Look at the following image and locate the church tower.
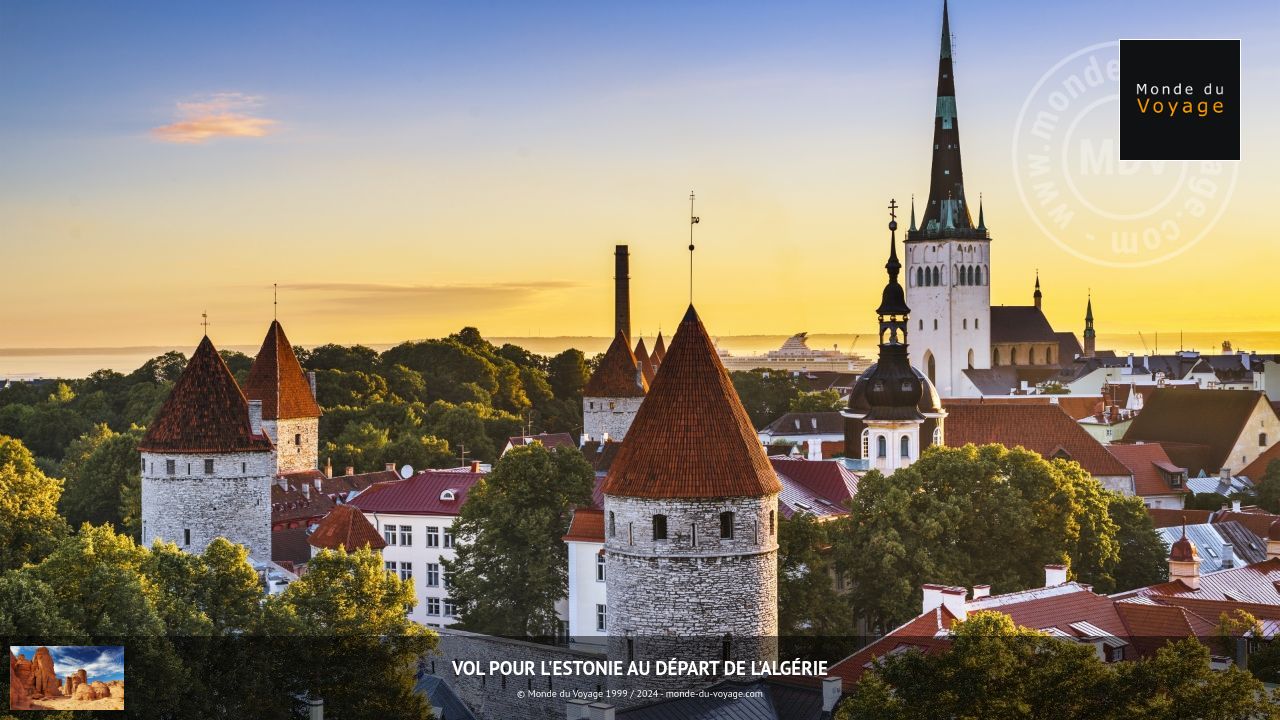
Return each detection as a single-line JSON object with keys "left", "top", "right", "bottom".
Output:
{"left": 242, "top": 320, "right": 322, "bottom": 475}
{"left": 844, "top": 204, "right": 945, "bottom": 473}
{"left": 139, "top": 336, "right": 274, "bottom": 558}
{"left": 905, "top": 0, "right": 992, "bottom": 397}
{"left": 603, "top": 306, "right": 779, "bottom": 691}
{"left": 1084, "top": 295, "right": 1096, "bottom": 358}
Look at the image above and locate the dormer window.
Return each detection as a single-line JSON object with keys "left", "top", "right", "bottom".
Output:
{"left": 440, "top": 489, "right": 457, "bottom": 501}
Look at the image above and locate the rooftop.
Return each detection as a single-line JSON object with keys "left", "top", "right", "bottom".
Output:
{"left": 346, "top": 469, "right": 484, "bottom": 516}
{"left": 241, "top": 320, "right": 322, "bottom": 421}
{"left": 943, "top": 402, "right": 1132, "bottom": 477}
{"left": 307, "top": 504, "right": 387, "bottom": 551}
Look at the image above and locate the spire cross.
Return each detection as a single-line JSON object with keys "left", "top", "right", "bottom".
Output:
{"left": 201, "top": 311, "right": 210, "bottom": 336}
{"left": 888, "top": 198, "right": 898, "bottom": 222}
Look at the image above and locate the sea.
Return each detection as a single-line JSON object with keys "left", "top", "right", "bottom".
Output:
{"left": 3, "top": 331, "right": 1280, "bottom": 381}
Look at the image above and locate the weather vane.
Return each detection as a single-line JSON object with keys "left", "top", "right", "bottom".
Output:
{"left": 201, "top": 311, "right": 210, "bottom": 336}
{"left": 689, "top": 191, "right": 700, "bottom": 303}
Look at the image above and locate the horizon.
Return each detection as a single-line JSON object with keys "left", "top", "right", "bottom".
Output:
{"left": 1, "top": 0, "right": 1277, "bottom": 349}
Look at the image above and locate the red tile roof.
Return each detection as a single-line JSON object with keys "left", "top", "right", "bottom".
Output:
{"left": 634, "top": 337, "right": 656, "bottom": 385}
{"left": 652, "top": 332, "right": 667, "bottom": 364}
{"left": 1107, "top": 443, "right": 1188, "bottom": 497}
{"left": 563, "top": 508, "right": 605, "bottom": 543}
{"left": 242, "top": 320, "right": 322, "bottom": 421}
{"left": 828, "top": 606, "right": 959, "bottom": 688}
{"left": 139, "top": 336, "right": 274, "bottom": 453}
{"left": 1241, "top": 442, "right": 1280, "bottom": 480}
{"left": 270, "top": 469, "right": 400, "bottom": 528}
{"left": 583, "top": 331, "right": 647, "bottom": 398}
{"left": 603, "top": 306, "right": 781, "bottom": 500}
{"left": 768, "top": 457, "right": 859, "bottom": 509}
{"left": 1114, "top": 601, "right": 1215, "bottom": 657}
{"left": 1213, "top": 509, "right": 1280, "bottom": 541}
{"left": 942, "top": 395, "right": 1106, "bottom": 420}
{"left": 942, "top": 403, "right": 1132, "bottom": 476}
{"left": 346, "top": 469, "right": 484, "bottom": 516}
{"left": 1147, "top": 508, "right": 1212, "bottom": 528}
{"left": 307, "top": 504, "right": 387, "bottom": 551}
{"left": 1122, "top": 389, "right": 1271, "bottom": 475}
{"left": 271, "top": 526, "right": 313, "bottom": 566}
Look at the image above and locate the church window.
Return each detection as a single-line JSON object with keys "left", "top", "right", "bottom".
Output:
{"left": 183, "top": 528, "right": 191, "bottom": 546}
{"left": 979, "top": 266, "right": 986, "bottom": 285}
{"left": 968, "top": 348, "right": 975, "bottom": 368}
{"left": 241, "top": 462, "right": 246, "bottom": 473}
{"left": 916, "top": 267, "right": 924, "bottom": 286}
{"left": 609, "top": 512, "right": 616, "bottom": 538}
{"left": 963, "top": 319, "right": 967, "bottom": 329}
{"left": 901, "top": 436, "right": 911, "bottom": 458}
{"left": 653, "top": 514, "right": 667, "bottom": 541}
{"left": 932, "top": 267, "right": 940, "bottom": 286}
{"left": 926, "top": 353, "right": 936, "bottom": 383}
{"left": 861, "top": 429, "right": 870, "bottom": 458}
{"left": 993, "top": 348, "right": 1001, "bottom": 365}
{"left": 691, "top": 524, "right": 697, "bottom": 547}
{"left": 877, "top": 436, "right": 888, "bottom": 459}
{"left": 384, "top": 524, "right": 397, "bottom": 545}
{"left": 933, "top": 319, "right": 938, "bottom": 330}
{"left": 166, "top": 459, "right": 175, "bottom": 475}
{"left": 1047, "top": 348, "right": 1055, "bottom": 365}
{"left": 720, "top": 512, "right": 735, "bottom": 539}
{"left": 187, "top": 463, "right": 191, "bottom": 474}
{"left": 919, "top": 319, "right": 924, "bottom": 331}
{"left": 204, "top": 459, "right": 214, "bottom": 474}
{"left": 975, "top": 318, "right": 979, "bottom": 329}
{"left": 628, "top": 523, "right": 634, "bottom": 546}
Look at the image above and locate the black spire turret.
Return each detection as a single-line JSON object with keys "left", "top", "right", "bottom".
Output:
{"left": 913, "top": 0, "right": 979, "bottom": 239}
{"left": 865, "top": 200, "right": 924, "bottom": 419}
{"left": 1034, "top": 271, "right": 1042, "bottom": 309}
{"left": 1084, "top": 293, "right": 1096, "bottom": 357}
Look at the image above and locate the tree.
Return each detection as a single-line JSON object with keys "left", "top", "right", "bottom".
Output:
{"left": 730, "top": 369, "right": 802, "bottom": 428}
{"left": 548, "top": 349, "right": 589, "bottom": 400}
{"left": 1108, "top": 493, "right": 1169, "bottom": 591}
{"left": 0, "top": 436, "right": 68, "bottom": 571}
{"left": 789, "top": 390, "right": 845, "bottom": 413}
{"left": 445, "top": 444, "right": 594, "bottom": 635}
{"left": 59, "top": 424, "right": 144, "bottom": 535}
{"left": 323, "top": 421, "right": 391, "bottom": 473}
{"left": 303, "top": 343, "right": 380, "bottom": 373}
{"left": 831, "top": 444, "right": 1121, "bottom": 629}
{"left": 386, "top": 432, "right": 454, "bottom": 471}
{"left": 1254, "top": 459, "right": 1280, "bottom": 513}
{"left": 30, "top": 523, "right": 164, "bottom": 635}
{"left": 0, "top": 571, "right": 77, "bottom": 636}
{"left": 777, "top": 513, "right": 856, "bottom": 636}
{"left": 1113, "top": 639, "right": 1279, "bottom": 720}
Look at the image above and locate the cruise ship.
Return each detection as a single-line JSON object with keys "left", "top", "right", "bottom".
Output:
{"left": 717, "top": 332, "right": 872, "bottom": 373}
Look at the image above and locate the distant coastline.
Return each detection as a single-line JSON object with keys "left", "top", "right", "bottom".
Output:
{"left": 4, "top": 331, "right": 1280, "bottom": 380}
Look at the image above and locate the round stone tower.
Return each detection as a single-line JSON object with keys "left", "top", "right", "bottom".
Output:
{"left": 138, "top": 335, "right": 275, "bottom": 558}
{"left": 602, "top": 305, "right": 780, "bottom": 691}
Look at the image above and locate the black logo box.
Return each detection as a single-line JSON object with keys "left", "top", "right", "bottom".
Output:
{"left": 1120, "top": 39, "right": 1240, "bottom": 161}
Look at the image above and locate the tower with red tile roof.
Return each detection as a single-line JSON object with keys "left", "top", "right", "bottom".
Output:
{"left": 242, "top": 320, "right": 322, "bottom": 474}
{"left": 582, "top": 331, "right": 647, "bottom": 443}
{"left": 139, "top": 335, "right": 274, "bottom": 558}
{"left": 602, "top": 305, "right": 780, "bottom": 691}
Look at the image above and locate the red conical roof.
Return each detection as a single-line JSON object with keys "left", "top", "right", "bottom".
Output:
{"left": 584, "top": 331, "right": 647, "bottom": 398}
{"left": 139, "top": 336, "right": 273, "bottom": 453}
{"left": 308, "top": 504, "right": 387, "bottom": 551}
{"left": 652, "top": 332, "right": 667, "bottom": 364}
{"left": 633, "top": 337, "right": 656, "bottom": 385}
{"left": 243, "top": 320, "right": 322, "bottom": 420}
{"left": 603, "top": 306, "right": 780, "bottom": 499}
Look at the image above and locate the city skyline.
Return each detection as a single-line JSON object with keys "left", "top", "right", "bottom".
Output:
{"left": 2, "top": 0, "right": 1277, "bottom": 350}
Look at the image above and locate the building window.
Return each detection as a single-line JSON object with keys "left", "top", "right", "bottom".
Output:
{"left": 933, "top": 426, "right": 943, "bottom": 445}
{"left": 1011, "top": 348, "right": 1020, "bottom": 365}
{"left": 385, "top": 561, "right": 396, "bottom": 574}
{"left": 425, "top": 526, "right": 440, "bottom": 547}
{"left": 931, "top": 267, "right": 940, "bottom": 286}
{"left": 975, "top": 318, "right": 979, "bottom": 329}
{"left": 720, "top": 511, "right": 734, "bottom": 539}
{"left": 166, "top": 459, "right": 176, "bottom": 475}
{"left": 427, "top": 597, "right": 441, "bottom": 616}
{"left": 384, "top": 524, "right": 397, "bottom": 546}
{"left": 628, "top": 523, "right": 634, "bottom": 545}
{"left": 400, "top": 525, "right": 413, "bottom": 546}
{"left": 183, "top": 528, "right": 191, "bottom": 546}
{"left": 443, "top": 527, "right": 454, "bottom": 549}
{"left": 295, "top": 433, "right": 302, "bottom": 446}
{"left": 204, "top": 459, "right": 214, "bottom": 474}
{"left": 596, "top": 604, "right": 607, "bottom": 632}
{"left": 770, "top": 510, "right": 776, "bottom": 535}
{"left": 861, "top": 428, "right": 870, "bottom": 458}
{"left": 933, "top": 319, "right": 938, "bottom": 331}
{"left": 1262, "top": 433, "right": 1268, "bottom": 447}
{"left": 596, "top": 553, "right": 606, "bottom": 581}
{"left": 141, "top": 458, "right": 146, "bottom": 472}
{"left": 609, "top": 512, "right": 616, "bottom": 538}
{"left": 691, "top": 524, "right": 698, "bottom": 547}
{"left": 399, "top": 562, "right": 412, "bottom": 582}
{"left": 444, "top": 598, "right": 457, "bottom": 616}
{"left": 241, "top": 462, "right": 246, "bottom": 473}
{"left": 609, "top": 401, "right": 616, "bottom": 410}
{"left": 652, "top": 514, "right": 667, "bottom": 541}
{"left": 877, "top": 435, "right": 888, "bottom": 459}
{"left": 424, "top": 563, "right": 439, "bottom": 586}
{"left": 916, "top": 267, "right": 924, "bottom": 287}
{"left": 901, "top": 436, "right": 911, "bottom": 458}
{"left": 963, "top": 318, "right": 967, "bottom": 329}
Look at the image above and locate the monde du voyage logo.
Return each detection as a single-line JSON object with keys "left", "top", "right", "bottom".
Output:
{"left": 1120, "top": 39, "right": 1240, "bottom": 161}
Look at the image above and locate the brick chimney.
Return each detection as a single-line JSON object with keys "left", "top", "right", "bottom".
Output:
{"left": 614, "top": 245, "right": 630, "bottom": 343}
{"left": 470, "top": 460, "right": 481, "bottom": 473}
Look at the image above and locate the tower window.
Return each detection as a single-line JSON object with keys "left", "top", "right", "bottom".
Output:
{"left": 609, "top": 511, "right": 616, "bottom": 538}
{"left": 933, "top": 426, "right": 944, "bottom": 445}
{"left": 652, "top": 514, "right": 667, "bottom": 541}
{"left": 975, "top": 318, "right": 980, "bottom": 329}
{"left": 242, "top": 462, "right": 246, "bottom": 473}
{"left": 204, "top": 459, "right": 214, "bottom": 474}
{"left": 963, "top": 319, "right": 968, "bottom": 329}
{"left": 933, "top": 319, "right": 938, "bottom": 330}
{"left": 932, "top": 267, "right": 940, "bottom": 286}
{"left": 295, "top": 433, "right": 302, "bottom": 446}
{"left": 628, "top": 523, "right": 634, "bottom": 546}
{"left": 720, "top": 512, "right": 735, "bottom": 539}
{"left": 919, "top": 319, "right": 924, "bottom": 331}
{"left": 691, "top": 524, "right": 698, "bottom": 547}
{"left": 166, "top": 459, "right": 175, "bottom": 475}
{"left": 916, "top": 267, "right": 924, "bottom": 287}
{"left": 770, "top": 510, "right": 776, "bottom": 535}
{"left": 901, "top": 436, "right": 911, "bottom": 458}
{"left": 1262, "top": 433, "right": 1269, "bottom": 447}
{"left": 877, "top": 436, "right": 888, "bottom": 459}
{"left": 183, "top": 528, "right": 191, "bottom": 546}
{"left": 141, "top": 458, "right": 145, "bottom": 472}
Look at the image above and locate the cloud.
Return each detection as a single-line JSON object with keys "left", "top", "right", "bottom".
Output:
{"left": 12, "top": 646, "right": 125, "bottom": 683}
{"left": 276, "top": 280, "right": 580, "bottom": 315}
{"left": 152, "top": 92, "right": 277, "bottom": 144}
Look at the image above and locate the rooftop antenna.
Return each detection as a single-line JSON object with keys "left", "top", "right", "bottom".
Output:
{"left": 688, "top": 190, "right": 700, "bottom": 304}
{"left": 201, "top": 311, "right": 210, "bottom": 337}
{"left": 458, "top": 443, "right": 470, "bottom": 468}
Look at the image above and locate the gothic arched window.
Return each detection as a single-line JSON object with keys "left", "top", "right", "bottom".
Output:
{"left": 917, "top": 267, "right": 925, "bottom": 287}
{"left": 900, "top": 436, "right": 911, "bottom": 458}
{"left": 932, "top": 266, "right": 941, "bottom": 286}
{"left": 933, "top": 426, "right": 943, "bottom": 446}
{"left": 993, "top": 347, "right": 1001, "bottom": 365}
{"left": 876, "top": 435, "right": 888, "bottom": 459}
{"left": 861, "top": 428, "right": 870, "bottom": 458}
{"left": 1011, "top": 348, "right": 1020, "bottom": 365}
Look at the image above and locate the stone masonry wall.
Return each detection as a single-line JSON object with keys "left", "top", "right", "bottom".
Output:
{"left": 141, "top": 450, "right": 274, "bottom": 559}
{"left": 582, "top": 396, "right": 643, "bottom": 443}
{"left": 265, "top": 417, "right": 320, "bottom": 474}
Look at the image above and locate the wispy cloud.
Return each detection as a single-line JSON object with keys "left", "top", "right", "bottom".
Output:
{"left": 151, "top": 92, "right": 277, "bottom": 144}
{"left": 276, "top": 281, "right": 580, "bottom": 315}
{"left": 12, "top": 646, "right": 125, "bottom": 683}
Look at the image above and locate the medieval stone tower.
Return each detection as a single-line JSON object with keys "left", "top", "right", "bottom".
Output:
{"left": 582, "top": 245, "right": 647, "bottom": 443}
{"left": 844, "top": 207, "right": 946, "bottom": 473}
{"left": 138, "top": 335, "right": 274, "bottom": 558}
{"left": 242, "top": 320, "right": 322, "bottom": 475}
{"left": 905, "top": 0, "right": 992, "bottom": 397}
{"left": 602, "top": 305, "right": 780, "bottom": 691}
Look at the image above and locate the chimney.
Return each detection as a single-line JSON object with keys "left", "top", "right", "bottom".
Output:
{"left": 302, "top": 483, "right": 311, "bottom": 500}
{"left": 566, "top": 699, "right": 592, "bottom": 720}
{"left": 580, "top": 432, "right": 589, "bottom": 447}
{"left": 921, "top": 584, "right": 966, "bottom": 620}
{"left": 1222, "top": 542, "right": 1235, "bottom": 569}
{"left": 345, "top": 466, "right": 355, "bottom": 476}
{"left": 614, "top": 245, "right": 631, "bottom": 342}
{"left": 971, "top": 585, "right": 991, "bottom": 600}
{"left": 325, "top": 457, "right": 333, "bottom": 479}
{"left": 1232, "top": 499, "right": 1242, "bottom": 513}
{"left": 307, "top": 698, "right": 323, "bottom": 720}
{"left": 1044, "top": 564, "right": 1068, "bottom": 587}
{"left": 602, "top": 432, "right": 610, "bottom": 444}
{"left": 922, "top": 584, "right": 945, "bottom": 613}
{"left": 385, "top": 462, "right": 396, "bottom": 472}
{"left": 314, "top": 477, "right": 322, "bottom": 493}
{"left": 1267, "top": 521, "right": 1280, "bottom": 560}
{"left": 308, "top": 370, "right": 318, "bottom": 400}
{"left": 821, "top": 677, "right": 842, "bottom": 713}
{"left": 588, "top": 703, "right": 616, "bottom": 720}
{"left": 470, "top": 460, "right": 481, "bottom": 473}
{"left": 248, "top": 400, "right": 264, "bottom": 436}
{"left": 1221, "top": 467, "right": 1232, "bottom": 481}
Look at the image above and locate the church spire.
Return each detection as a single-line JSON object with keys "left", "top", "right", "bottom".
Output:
{"left": 1034, "top": 271, "right": 1042, "bottom": 310}
{"left": 1084, "top": 293, "right": 1096, "bottom": 357}
{"left": 918, "top": 0, "right": 973, "bottom": 234}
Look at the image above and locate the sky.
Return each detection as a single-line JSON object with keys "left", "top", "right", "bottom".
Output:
{"left": 11, "top": 645, "right": 125, "bottom": 683}
{"left": 1, "top": 0, "right": 1277, "bottom": 351}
